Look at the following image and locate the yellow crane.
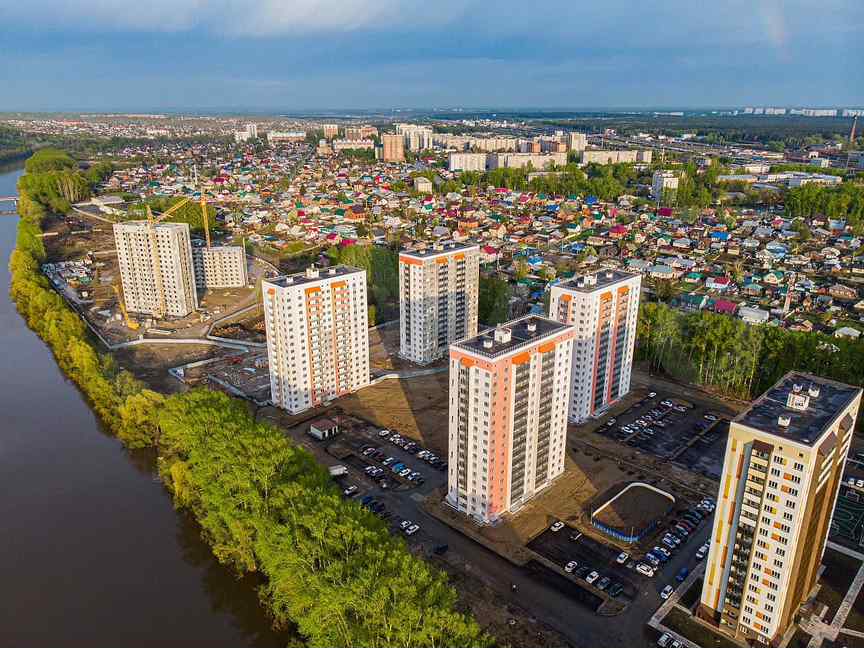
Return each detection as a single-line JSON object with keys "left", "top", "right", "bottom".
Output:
{"left": 112, "top": 283, "right": 140, "bottom": 330}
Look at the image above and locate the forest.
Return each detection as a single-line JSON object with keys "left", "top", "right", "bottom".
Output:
{"left": 637, "top": 302, "right": 864, "bottom": 410}
{"left": 10, "top": 149, "right": 488, "bottom": 648}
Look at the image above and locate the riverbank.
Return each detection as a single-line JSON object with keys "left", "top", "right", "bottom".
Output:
{"left": 9, "top": 151, "right": 488, "bottom": 648}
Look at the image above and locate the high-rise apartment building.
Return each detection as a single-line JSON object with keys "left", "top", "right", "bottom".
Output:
{"left": 652, "top": 170, "right": 680, "bottom": 199}
{"left": 381, "top": 134, "right": 405, "bottom": 162}
{"left": 322, "top": 124, "right": 339, "bottom": 139}
{"left": 399, "top": 243, "right": 480, "bottom": 365}
{"left": 549, "top": 270, "right": 641, "bottom": 422}
{"left": 114, "top": 221, "right": 198, "bottom": 317}
{"left": 263, "top": 266, "right": 370, "bottom": 414}
{"left": 699, "top": 374, "right": 861, "bottom": 646}
{"left": 568, "top": 132, "right": 587, "bottom": 152}
{"left": 192, "top": 245, "right": 248, "bottom": 289}
{"left": 446, "top": 316, "right": 575, "bottom": 524}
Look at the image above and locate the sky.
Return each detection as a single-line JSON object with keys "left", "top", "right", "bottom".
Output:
{"left": 1, "top": 0, "right": 862, "bottom": 112}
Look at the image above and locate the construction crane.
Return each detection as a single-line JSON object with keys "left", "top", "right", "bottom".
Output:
{"left": 112, "top": 283, "right": 140, "bottom": 330}
{"left": 139, "top": 195, "right": 211, "bottom": 319}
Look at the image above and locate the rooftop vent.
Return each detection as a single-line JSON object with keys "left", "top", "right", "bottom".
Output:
{"left": 792, "top": 383, "right": 803, "bottom": 393}
{"left": 787, "top": 391, "right": 810, "bottom": 412}
{"left": 493, "top": 327, "right": 512, "bottom": 344}
{"left": 285, "top": 277, "right": 294, "bottom": 284}
{"left": 808, "top": 385, "right": 820, "bottom": 398}
{"left": 606, "top": 271, "right": 614, "bottom": 279}
{"left": 526, "top": 322, "right": 537, "bottom": 333}
{"left": 306, "top": 266, "right": 320, "bottom": 279}
{"left": 328, "top": 268, "right": 336, "bottom": 275}
{"left": 482, "top": 338, "right": 494, "bottom": 349}
{"left": 778, "top": 415, "right": 791, "bottom": 428}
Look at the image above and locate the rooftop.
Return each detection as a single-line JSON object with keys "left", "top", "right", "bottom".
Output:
{"left": 452, "top": 315, "right": 570, "bottom": 359}
{"left": 266, "top": 264, "right": 363, "bottom": 288}
{"left": 400, "top": 241, "right": 479, "bottom": 259}
{"left": 557, "top": 269, "right": 639, "bottom": 293}
{"left": 736, "top": 372, "right": 861, "bottom": 445}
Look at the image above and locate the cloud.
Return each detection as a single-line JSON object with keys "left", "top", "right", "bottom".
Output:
{"left": 0, "top": 0, "right": 467, "bottom": 35}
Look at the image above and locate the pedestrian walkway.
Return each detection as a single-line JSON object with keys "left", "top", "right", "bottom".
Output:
{"left": 647, "top": 561, "right": 707, "bottom": 648}
{"left": 805, "top": 550, "right": 864, "bottom": 648}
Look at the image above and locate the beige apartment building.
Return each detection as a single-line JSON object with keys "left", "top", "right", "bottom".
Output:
{"left": 114, "top": 221, "right": 198, "bottom": 318}
{"left": 699, "top": 373, "right": 862, "bottom": 646}
{"left": 192, "top": 245, "right": 248, "bottom": 289}
{"left": 446, "top": 316, "right": 575, "bottom": 524}
{"left": 399, "top": 242, "right": 480, "bottom": 365}
{"left": 381, "top": 134, "right": 405, "bottom": 162}
{"left": 263, "top": 266, "right": 370, "bottom": 414}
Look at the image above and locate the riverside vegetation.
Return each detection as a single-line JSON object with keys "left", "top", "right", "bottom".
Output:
{"left": 9, "top": 149, "right": 489, "bottom": 648}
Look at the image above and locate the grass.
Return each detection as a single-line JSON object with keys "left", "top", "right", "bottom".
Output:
{"left": 680, "top": 577, "right": 703, "bottom": 610}
{"left": 845, "top": 584, "right": 864, "bottom": 633}
{"left": 661, "top": 607, "right": 741, "bottom": 648}
{"left": 815, "top": 548, "right": 862, "bottom": 622}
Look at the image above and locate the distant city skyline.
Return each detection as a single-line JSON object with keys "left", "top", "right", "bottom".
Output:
{"left": 1, "top": 0, "right": 862, "bottom": 111}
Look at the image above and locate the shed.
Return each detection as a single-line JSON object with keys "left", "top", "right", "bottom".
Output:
{"left": 309, "top": 418, "right": 340, "bottom": 441}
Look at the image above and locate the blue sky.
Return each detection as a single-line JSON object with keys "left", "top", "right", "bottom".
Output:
{"left": 1, "top": 0, "right": 862, "bottom": 111}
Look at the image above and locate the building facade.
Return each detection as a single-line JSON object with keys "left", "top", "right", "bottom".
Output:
{"left": 549, "top": 270, "right": 642, "bottom": 422}
{"left": 699, "top": 374, "right": 862, "bottom": 646}
{"left": 399, "top": 243, "right": 480, "bottom": 365}
{"left": 263, "top": 266, "right": 370, "bottom": 414}
{"left": 446, "top": 316, "right": 575, "bottom": 524}
{"left": 192, "top": 245, "right": 248, "bottom": 289}
{"left": 381, "top": 134, "right": 405, "bottom": 162}
{"left": 114, "top": 221, "right": 198, "bottom": 317}
{"left": 652, "top": 170, "right": 680, "bottom": 198}
{"left": 448, "top": 152, "right": 488, "bottom": 172}
{"left": 568, "top": 132, "right": 587, "bottom": 152}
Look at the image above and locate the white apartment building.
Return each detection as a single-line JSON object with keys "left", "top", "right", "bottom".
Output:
{"left": 486, "top": 152, "right": 568, "bottom": 170}
{"left": 399, "top": 242, "right": 480, "bottom": 365}
{"left": 652, "top": 170, "right": 680, "bottom": 198}
{"left": 192, "top": 245, "right": 248, "bottom": 289}
{"left": 446, "top": 316, "right": 575, "bottom": 524}
{"left": 263, "top": 265, "right": 370, "bottom": 414}
{"left": 549, "top": 270, "right": 642, "bottom": 423}
{"left": 699, "top": 374, "right": 861, "bottom": 646}
{"left": 234, "top": 123, "right": 258, "bottom": 143}
{"left": 448, "top": 152, "right": 488, "bottom": 172}
{"left": 114, "top": 221, "right": 198, "bottom": 318}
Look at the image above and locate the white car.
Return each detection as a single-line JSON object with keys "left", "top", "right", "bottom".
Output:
{"left": 704, "top": 414, "right": 718, "bottom": 422}
{"left": 636, "top": 563, "right": 655, "bottom": 577}
{"left": 616, "top": 552, "right": 629, "bottom": 564}
{"left": 660, "top": 585, "right": 674, "bottom": 600}
{"left": 405, "top": 524, "right": 420, "bottom": 536}
{"left": 657, "top": 633, "right": 672, "bottom": 648}
{"left": 378, "top": 429, "right": 391, "bottom": 437}
{"left": 696, "top": 542, "right": 710, "bottom": 560}
{"left": 648, "top": 392, "right": 657, "bottom": 398}
{"left": 399, "top": 520, "right": 412, "bottom": 530}
{"left": 585, "top": 571, "right": 600, "bottom": 584}
{"left": 565, "top": 561, "right": 578, "bottom": 573}
{"left": 550, "top": 521, "right": 565, "bottom": 532}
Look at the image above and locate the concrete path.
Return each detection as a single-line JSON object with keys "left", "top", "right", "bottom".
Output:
{"left": 805, "top": 549, "right": 864, "bottom": 648}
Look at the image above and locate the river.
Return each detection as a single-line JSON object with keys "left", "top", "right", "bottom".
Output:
{"left": 0, "top": 166, "right": 287, "bottom": 648}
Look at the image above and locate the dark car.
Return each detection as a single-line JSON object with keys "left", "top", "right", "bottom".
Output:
{"left": 433, "top": 544, "right": 449, "bottom": 555}
{"left": 676, "top": 568, "right": 689, "bottom": 582}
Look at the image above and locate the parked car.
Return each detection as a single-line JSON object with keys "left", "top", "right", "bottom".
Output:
{"left": 399, "top": 520, "right": 412, "bottom": 530}
{"left": 550, "top": 521, "right": 565, "bottom": 532}
{"left": 636, "top": 563, "right": 655, "bottom": 577}
{"left": 405, "top": 524, "right": 420, "bottom": 536}
{"left": 378, "top": 429, "right": 391, "bottom": 437}
{"left": 343, "top": 485, "right": 358, "bottom": 497}
{"left": 398, "top": 468, "right": 412, "bottom": 477}
{"left": 565, "top": 560, "right": 578, "bottom": 573}
{"left": 648, "top": 392, "right": 657, "bottom": 398}
{"left": 660, "top": 585, "right": 674, "bottom": 600}
{"left": 657, "top": 633, "right": 672, "bottom": 648}
{"left": 704, "top": 414, "right": 718, "bottom": 422}
{"left": 653, "top": 546, "right": 671, "bottom": 561}
{"left": 676, "top": 568, "right": 689, "bottom": 582}
{"left": 616, "top": 552, "right": 630, "bottom": 564}
{"left": 433, "top": 544, "right": 449, "bottom": 555}
{"left": 585, "top": 571, "right": 600, "bottom": 585}
{"left": 597, "top": 577, "right": 611, "bottom": 591}
{"left": 696, "top": 543, "right": 710, "bottom": 560}
{"left": 644, "top": 553, "right": 660, "bottom": 567}
{"left": 608, "top": 582, "right": 624, "bottom": 598}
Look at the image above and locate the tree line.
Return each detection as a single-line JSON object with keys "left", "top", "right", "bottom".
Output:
{"left": 784, "top": 183, "right": 864, "bottom": 234}
{"left": 638, "top": 302, "right": 864, "bottom": 408}
{"left": 10, "top": 149, "right": 489, "bottom": 648}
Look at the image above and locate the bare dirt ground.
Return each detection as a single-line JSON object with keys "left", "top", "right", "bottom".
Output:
{"left": 591, "top": 482, "right": 674, "bottom": 530}
{"left": 114, "top": 344, "right": 230, "bottom": 393}
{"left": 337, "top": 373, "right": 451, "bottom": 455}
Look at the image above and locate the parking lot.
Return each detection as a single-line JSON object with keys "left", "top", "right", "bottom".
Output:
{"left": 526, "top": 498, "right": 716, "bottom": 610}
{"left": 593, "top": 391, "right": 729, "bottom": 477}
